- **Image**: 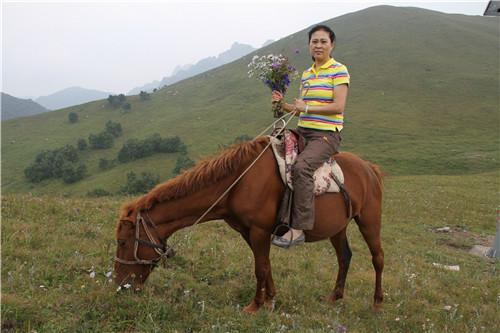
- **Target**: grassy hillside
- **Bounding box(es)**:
[2,172,499,332]
[2,6,498,196]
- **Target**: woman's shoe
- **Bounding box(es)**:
[272,230,305,249]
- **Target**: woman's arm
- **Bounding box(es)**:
[294,84,349,115]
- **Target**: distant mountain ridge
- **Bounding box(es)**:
[128,42,257,95]
[1,92,48,121]
[35,86,114,110]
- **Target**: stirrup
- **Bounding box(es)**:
[272,231,305,249]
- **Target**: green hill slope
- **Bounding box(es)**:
[2,6,498,196]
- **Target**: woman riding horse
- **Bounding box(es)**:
[271,24,350,248]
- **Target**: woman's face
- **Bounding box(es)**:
[309,30,334,64]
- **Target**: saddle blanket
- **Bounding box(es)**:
[269,131,344,196]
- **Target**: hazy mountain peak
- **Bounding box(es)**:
[128,41,257,95]
[1,92,48,121]
[35,86,114,110]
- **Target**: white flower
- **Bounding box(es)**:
[89,271,96,279]
[105,271,112,278]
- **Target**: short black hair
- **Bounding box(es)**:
[308,25,336,43]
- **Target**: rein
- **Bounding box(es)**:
[189,111,296,228]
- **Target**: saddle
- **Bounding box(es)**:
[269,129,352,235]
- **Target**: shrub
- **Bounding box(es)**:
[121,171,160,194]
[86,188,111,197]
[117,134,187,163]
[68,112,78,123]
[89,131,114,149]
[61,162,87,184]
[139,91,151,100]
[234,134,252,144]
[77,138,87,151]
[105,120,122,137]
[24,145,85,183]
[98,158,116,170]
[107,94,127,108]
[173,154,196,176]
[122,102,131,111]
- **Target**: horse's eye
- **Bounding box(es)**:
[117,239,126,246]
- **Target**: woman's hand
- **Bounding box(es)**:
[293,98,307,113]
[271,90,283,102]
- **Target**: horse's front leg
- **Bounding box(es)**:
[243,226,273,313]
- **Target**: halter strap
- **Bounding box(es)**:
[115,212,174,266]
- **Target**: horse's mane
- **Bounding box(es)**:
[119,136,269,219]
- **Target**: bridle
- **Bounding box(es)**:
[114,211,175,266]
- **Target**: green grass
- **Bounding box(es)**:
[2,171,499,332]
[2,6,499,196]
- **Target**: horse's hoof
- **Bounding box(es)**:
[264,299,276,312]
[327,294,343,305]
[372,302,383,312]
[243,300,260,314]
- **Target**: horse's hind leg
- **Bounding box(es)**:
[355,211,384,309]
[328,226,352,304]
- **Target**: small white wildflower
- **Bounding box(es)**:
[443,305,452,311]
[123,283,132,289]
[105,271,112,278]
[395,317,400,322]
[89,271,96,279]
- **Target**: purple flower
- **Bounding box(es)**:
[336,324,347,332]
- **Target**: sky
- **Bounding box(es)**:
[1,0,490,98]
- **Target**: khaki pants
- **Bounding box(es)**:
[292,127,342,230]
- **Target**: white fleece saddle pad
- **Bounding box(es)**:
[268,133,344,195]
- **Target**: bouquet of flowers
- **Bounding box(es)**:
[248,54,298,118]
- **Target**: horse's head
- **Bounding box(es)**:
[114,212,158,290]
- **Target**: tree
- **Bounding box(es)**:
[77,138,87,151]
[68,112,78,123]
[173,154,195,176]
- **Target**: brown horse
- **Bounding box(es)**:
[114,136,384,312]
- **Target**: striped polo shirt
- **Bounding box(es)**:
[298,57,350,131]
